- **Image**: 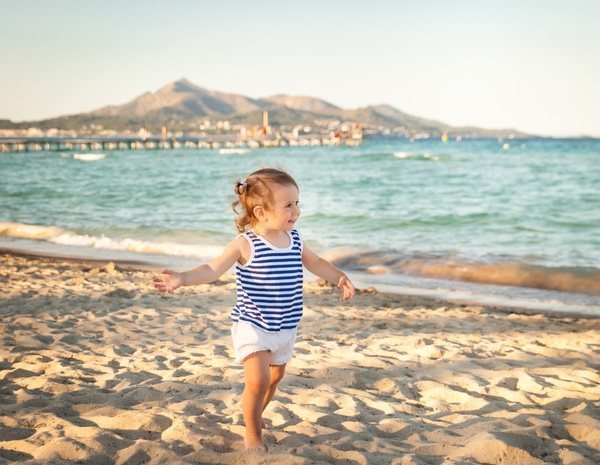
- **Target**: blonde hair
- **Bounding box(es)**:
[232,168,299,232]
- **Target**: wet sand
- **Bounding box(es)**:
[1,253,599,464]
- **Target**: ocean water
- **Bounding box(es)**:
[1,137,599,315]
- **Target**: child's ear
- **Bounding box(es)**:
[253,205,265,220]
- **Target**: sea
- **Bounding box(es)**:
[1,137,599,316]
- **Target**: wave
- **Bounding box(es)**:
[3,221,599,300]
[0,222,223,261]
[0,222,65,240]
[329,250,600,296]
[393,151,440,161]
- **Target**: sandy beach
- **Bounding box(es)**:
[1,252,599,465]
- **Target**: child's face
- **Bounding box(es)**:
[263,183,300,231]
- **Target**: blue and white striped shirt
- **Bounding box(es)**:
[232,229,304,332]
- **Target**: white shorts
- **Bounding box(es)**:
[231,320,297,365]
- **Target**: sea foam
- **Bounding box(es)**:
[0,222,65,240]
[0,222,222,261]
[330,249,600,296]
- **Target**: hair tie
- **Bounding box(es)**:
[235,180,248,195]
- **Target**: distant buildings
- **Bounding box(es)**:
[0,111,366,152]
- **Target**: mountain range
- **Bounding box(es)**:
[0,79,527,137]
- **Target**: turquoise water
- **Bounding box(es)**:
[1,137,599,314]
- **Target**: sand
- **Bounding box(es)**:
[0,252,599,465]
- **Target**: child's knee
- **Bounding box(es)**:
[270,369,285,385]
[245,376,270,395]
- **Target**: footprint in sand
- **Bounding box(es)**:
[33,334,54,344]
[498,377,519,390]
[114,344,136,356]
[1,368,40,380]
[59,335,79,345]
[0,449,34,462]
[0,426,36,441]
[169,357,188,368]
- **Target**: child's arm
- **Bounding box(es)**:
[153,236,248,293]
[302,243,356,301]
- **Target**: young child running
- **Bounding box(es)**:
[153,168,355,451]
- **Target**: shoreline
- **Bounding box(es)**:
[1,251,599,464]
[0,247,166,272]
[2,244,599,320]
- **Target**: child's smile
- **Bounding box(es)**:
[264,184,301,232]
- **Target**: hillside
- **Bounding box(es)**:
[0,79,527,137]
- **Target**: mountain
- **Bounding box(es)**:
[263,95,341,115]
[91,79,269,118]
[0,79,528,137]
[342,104,447,132]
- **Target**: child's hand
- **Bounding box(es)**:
[153,270,183,293]
[337,275,356,301]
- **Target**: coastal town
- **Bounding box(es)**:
[0,110,367,153]
[0,78,530,153]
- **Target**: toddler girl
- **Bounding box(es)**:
[153,167,355,451]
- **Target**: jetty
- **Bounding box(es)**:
[0,133,362,153]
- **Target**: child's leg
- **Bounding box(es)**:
[242,351,271,451]
[262,364,286,412]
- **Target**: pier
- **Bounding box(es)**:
[0,133,362,153]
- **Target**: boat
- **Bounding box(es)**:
[73,153,106,161]
[219,148,248,155]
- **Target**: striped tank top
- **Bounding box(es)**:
[232,229,304,332]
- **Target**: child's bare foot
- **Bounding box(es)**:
[244,433,268,452]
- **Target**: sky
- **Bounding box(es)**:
[1,0,599,137]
